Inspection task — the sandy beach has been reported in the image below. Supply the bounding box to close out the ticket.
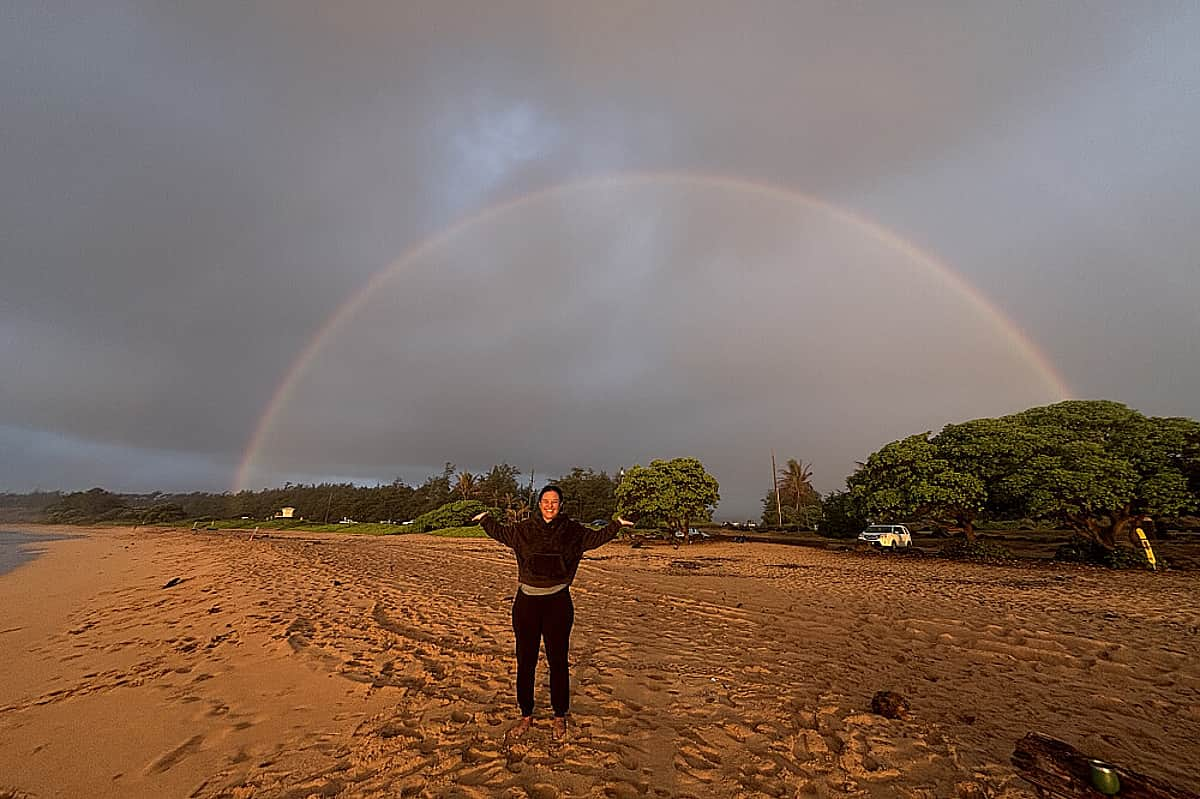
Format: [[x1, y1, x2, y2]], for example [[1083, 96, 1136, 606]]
[[1, 526, 1197, 798]]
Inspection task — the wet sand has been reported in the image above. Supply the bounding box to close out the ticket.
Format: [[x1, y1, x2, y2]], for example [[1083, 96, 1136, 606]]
[[1, 525, 1197, 798]]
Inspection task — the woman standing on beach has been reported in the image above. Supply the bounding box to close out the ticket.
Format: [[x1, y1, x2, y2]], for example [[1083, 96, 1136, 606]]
[[473, 485, 632, 740]]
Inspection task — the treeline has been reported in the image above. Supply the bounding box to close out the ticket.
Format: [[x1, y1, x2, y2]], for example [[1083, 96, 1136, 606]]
[[31, 464, 623, 526], [15, 400, 1200, 550]]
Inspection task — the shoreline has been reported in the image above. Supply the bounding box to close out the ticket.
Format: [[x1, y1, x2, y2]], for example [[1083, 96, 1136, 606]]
[[0, 528, 76, 578], [1, 525, 1197, 798]]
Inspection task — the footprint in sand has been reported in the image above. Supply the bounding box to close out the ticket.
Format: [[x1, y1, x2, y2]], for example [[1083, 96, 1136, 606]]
[[144, 734, 204, 775]]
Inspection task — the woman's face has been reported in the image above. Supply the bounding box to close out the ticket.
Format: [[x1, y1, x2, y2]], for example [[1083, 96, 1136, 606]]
[[539, 492, 561, 522]]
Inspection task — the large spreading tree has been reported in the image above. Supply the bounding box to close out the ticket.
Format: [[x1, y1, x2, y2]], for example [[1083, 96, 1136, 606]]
[[1007, 401, 1199, 546], [847, 433, 987, 541], [615, 457, 720, 540], [847, 400, 1200, 548]]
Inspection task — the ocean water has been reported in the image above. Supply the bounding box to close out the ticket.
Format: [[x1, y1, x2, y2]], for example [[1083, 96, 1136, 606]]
[[0, 530, 75, 577]]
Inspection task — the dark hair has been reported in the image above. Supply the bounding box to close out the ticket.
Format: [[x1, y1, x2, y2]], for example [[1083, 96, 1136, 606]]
[[537, 485, 564, 504]]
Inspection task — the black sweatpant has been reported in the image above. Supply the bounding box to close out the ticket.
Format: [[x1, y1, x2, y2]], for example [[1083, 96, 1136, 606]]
[[511, 587, 574, 717]]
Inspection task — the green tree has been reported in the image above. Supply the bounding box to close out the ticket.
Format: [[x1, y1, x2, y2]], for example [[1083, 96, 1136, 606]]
[[1006, 401, 1200, 546], [614, 457, 720, 541], [553, 467, 618, 521], [454, 470, 479, 500], [1183, 425, 1200, 499], [478, 464, 522, 508], [846, 400, 1200, 549], [764, 458, 822, 528], [410, 499, 498, 533], [848, 434, 987, 540], [412, 463, 456, 516], [44, 487, 132, 523], [930, 417, 1034, 519], [817, 490, 866, 538]]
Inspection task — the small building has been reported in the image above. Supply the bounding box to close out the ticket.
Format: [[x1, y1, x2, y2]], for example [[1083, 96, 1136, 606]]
[[276, 507, 296, 519]]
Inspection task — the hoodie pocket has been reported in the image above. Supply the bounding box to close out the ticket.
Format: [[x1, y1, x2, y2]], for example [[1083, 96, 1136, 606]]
[[529, 551, 568, 580]]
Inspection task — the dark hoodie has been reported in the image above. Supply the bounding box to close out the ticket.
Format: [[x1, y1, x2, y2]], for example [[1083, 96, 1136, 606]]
[[479, 513, 622, 587]]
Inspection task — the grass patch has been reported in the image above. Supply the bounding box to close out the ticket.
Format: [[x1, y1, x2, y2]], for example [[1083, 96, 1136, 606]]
[[188, 519, 409, 535], [427, 525, 486, 538], [180, 519, 490, 537]]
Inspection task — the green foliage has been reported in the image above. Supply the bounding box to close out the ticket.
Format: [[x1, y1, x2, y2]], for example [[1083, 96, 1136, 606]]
[[553, 467, 618, 521], [428, 526, 488, 538], [410, 500, 498, 533], [760, 487, 823, 529], [44, 488, 133, 523], [138, 503, 188, 524], [477, 463, 523, 508], [847, 434, 986, 540], [767, 459, 821, 528], [846, 400, 1200, 549], [0, 491, 62, 523], [1007, 401, 1199, 545], [615, 457, 719, 536], [816, 490, 866, 538], [31, 462, 524, 526], [938, 536, 1014, 562]]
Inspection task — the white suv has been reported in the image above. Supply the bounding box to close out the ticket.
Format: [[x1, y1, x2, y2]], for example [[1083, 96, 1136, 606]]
[[858, 524, 912, 548]]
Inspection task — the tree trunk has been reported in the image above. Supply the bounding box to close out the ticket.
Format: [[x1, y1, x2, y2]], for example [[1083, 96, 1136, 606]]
[[962, 520, 976, 542], [1012, 732, 1197, 798], [1108, 507, 1135, 548]]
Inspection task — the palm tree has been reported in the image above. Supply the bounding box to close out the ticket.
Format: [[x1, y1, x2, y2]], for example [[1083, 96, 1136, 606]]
[[776, 459, 817, 523], [506, 497, 530, 522], [455, 471, 479, 499]]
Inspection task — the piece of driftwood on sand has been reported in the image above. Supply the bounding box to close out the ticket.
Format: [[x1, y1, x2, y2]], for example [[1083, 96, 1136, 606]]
[[1011, 732, 1199, 799]]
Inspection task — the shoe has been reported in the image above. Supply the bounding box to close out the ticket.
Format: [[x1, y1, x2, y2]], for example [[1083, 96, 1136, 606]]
[[551, 716, 567, 741], [507, 716, 533, 741]]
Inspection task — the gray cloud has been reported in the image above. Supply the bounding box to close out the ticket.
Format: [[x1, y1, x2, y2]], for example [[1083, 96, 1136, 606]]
[[3, 2, 1197, 517]]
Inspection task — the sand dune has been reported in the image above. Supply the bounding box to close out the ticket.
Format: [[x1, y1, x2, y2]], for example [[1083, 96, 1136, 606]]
[[1, 526, 1196, 798]]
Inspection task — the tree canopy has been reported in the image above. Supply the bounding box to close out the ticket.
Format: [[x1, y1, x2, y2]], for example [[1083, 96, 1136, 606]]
[[848, 434, 987, 539], [847, 400, 1200, 547], [552, 467, 618, 522], [614, 457, 720, 538]]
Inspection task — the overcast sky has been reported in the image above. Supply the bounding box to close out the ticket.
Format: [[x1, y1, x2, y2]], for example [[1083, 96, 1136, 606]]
[[2, 2, 1198, 519]]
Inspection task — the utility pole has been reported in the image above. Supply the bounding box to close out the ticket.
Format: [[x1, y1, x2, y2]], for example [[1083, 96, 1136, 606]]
[[771, 449, 782, 527]]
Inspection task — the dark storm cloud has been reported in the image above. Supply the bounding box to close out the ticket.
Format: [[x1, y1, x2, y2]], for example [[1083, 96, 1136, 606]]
[[3, 2, 1198, 517]]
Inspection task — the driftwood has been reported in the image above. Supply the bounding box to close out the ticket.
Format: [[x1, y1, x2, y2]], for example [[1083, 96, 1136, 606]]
[[1011, 732, 1198, 799]]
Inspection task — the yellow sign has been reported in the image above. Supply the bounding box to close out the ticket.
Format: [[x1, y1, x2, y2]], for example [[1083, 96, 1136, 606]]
[[1134, 526, 1157, 570]]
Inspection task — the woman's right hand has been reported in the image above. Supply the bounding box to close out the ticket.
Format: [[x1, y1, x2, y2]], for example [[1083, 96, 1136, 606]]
[[471, 511, 488, 522]]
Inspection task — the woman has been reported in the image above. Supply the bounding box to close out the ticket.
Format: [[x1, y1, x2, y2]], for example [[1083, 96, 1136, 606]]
[[473, 485, 632, 740]]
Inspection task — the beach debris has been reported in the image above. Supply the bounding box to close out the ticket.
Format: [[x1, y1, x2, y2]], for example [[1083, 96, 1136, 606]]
[[161, 577, 183, 589], [1012, 732, 1197, 798], [869, 690, 910, 719]]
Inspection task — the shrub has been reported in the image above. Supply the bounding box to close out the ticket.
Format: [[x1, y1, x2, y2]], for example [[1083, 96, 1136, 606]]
[[939, 536, 1014, 562], [139, 504, 188, 524], [410, 500, 499, 533], [1054, 537, 1158, 569]]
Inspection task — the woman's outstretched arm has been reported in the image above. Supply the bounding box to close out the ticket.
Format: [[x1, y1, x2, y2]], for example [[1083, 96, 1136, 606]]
[[578, 515, 635, 551], [473, 511, 519, 548]]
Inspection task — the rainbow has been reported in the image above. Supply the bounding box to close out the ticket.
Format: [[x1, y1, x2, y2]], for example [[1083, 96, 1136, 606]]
[[234, 171, 1072, 492]]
